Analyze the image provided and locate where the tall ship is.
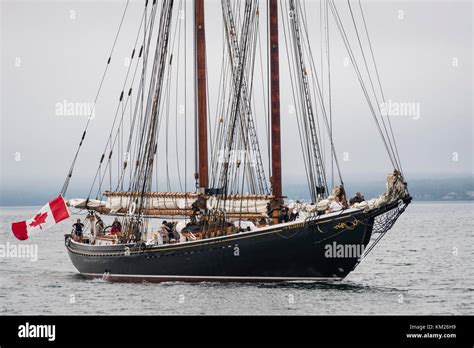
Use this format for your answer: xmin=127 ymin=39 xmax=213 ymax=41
xmin=38 ymin=0 xmax=412 ymax=281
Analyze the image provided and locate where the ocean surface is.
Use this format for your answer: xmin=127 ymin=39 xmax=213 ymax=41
xmin=0 ymin=202 xmax=473 ymax=315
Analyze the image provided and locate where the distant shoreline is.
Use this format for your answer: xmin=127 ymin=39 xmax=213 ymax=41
xmin=2 ymin=176 xmax=472 ymax=206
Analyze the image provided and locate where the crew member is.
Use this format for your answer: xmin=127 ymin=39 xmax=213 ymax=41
xmin=95 ymin=216 xmax=105 ymax=236
xmin=289 ymin=208 xmax=299 ymax=221
xmin=327 ymin=196 xmax=343 ymax=213
xmin=111 ymin=218 xmax=122 ymax=235
xmin=349 ymin=192 xmax=365 ymax=206
xmin=278 ymin=207 xmax=289 ymax=223
xmin=72 ymin=219 xmax=85 ymax=242
xmin=160 ymin=221 xmax=170 ymax=244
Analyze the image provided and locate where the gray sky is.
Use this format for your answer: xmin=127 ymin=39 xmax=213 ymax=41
xmin=1 ymin=0 xmax=472 ymax=202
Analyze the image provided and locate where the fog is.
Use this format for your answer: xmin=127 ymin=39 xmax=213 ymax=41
xmin=1 ymin=0 xmax=472 ymax=204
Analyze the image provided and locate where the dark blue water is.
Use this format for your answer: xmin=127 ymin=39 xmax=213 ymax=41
xmin=1 ymin=202 xmax=473 ymax=315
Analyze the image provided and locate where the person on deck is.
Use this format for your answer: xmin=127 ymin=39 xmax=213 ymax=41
xmin=166 ymin=222 xmax=177 ymax=242
xmin=95 ymin=216 xmax=105 ymax=236
xmin=349 ymin=192 xmax=365 ymax=206
xmin=278 ymin=207 xmax=289 ymax=223
xmin=111 ymin=218 xmax=122 ymax=235
xmin=289 ymin=208 xmax=299 ymax=221
xmin=72 ymin=219 xmax=84 ymax=241
xmin=327 ymin=196 xmax=343 ymax=213
xmin=160 ymin=221 xmax=170 ymax=244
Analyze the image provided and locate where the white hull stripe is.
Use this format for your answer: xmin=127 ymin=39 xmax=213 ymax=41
xmin=81 ymin=272 xmax=342 ymax=281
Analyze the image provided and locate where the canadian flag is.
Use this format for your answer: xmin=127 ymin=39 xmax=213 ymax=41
xmin=11 ymin=195 xmax=70 ymax=240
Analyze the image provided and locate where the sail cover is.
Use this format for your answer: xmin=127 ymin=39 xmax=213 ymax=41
xmin=104 ymin=191 xmax=199 ymax=213
xmin=67 ymin=192 xmax=273 ymax=217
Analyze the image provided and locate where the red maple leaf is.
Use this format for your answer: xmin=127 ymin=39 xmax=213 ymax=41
xmin=29 ymin=212 xmax=48 ymax=229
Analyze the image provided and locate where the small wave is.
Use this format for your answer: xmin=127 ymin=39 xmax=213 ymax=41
xmin=43 ymin=284 xmax=62 ymax=288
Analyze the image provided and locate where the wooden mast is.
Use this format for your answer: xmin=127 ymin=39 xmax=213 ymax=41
xmin=195 ymin=0 xmax=209 ymax=189
xmin=269 ymin=0 xmax=282 ymax=200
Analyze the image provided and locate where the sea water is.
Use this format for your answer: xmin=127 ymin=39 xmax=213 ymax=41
xmin=0 ymin=202 xmax=473 ymax=315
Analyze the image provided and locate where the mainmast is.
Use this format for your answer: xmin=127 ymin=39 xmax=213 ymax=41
xmin=269 ymin=0 xmax=282 ymax=201
xmin=195 ymin=0 xmax=209 ymax=190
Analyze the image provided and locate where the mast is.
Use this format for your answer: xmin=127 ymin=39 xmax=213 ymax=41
xmin=269 ymin=0 xmax=282 ymax=200
xmin=195 ymin=0 xmax=209 ymax=189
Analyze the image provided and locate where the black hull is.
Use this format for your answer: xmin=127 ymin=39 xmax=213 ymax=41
xmin=63 ymin=202 xmax=410 ymax=282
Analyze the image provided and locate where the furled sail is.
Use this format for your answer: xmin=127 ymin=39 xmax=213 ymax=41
xmin=68 ymin=191 xmax=274 ymax=218
xmin=104 ymin=191 xmax=199 ymax=213
xmin=207 ymin=194 xmax=273 ymax=215
xmin=67 ymin=198 xmax=107 ymax=210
